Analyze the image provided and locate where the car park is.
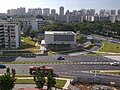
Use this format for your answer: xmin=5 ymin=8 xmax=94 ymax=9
xmin=0 ymin=64 xmax=6 ymax=68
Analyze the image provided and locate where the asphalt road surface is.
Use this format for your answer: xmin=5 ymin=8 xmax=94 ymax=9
xmin=0 ymin=55 xmax=118 ymax=62
xmin=0 ymin=63 xmax=120 ymax=75
xmin=0 ymin=55 xmax=120 ymax=88
xmin=0 ymin=55 xmax=120 ymax=75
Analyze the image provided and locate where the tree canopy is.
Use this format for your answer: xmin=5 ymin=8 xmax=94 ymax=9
xmin=41 ymin=21 xmax=120 ymax=38
xmin=0 ymin=74 xmax=16 ymax=90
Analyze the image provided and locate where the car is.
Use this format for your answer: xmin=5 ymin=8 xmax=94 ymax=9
xmin=53 ymin=73 xmax=59 ymax=77
xmin=110 ymin=62 xmax=119 ymax=66
xmin=57 ymin=56 xmax=65 ymax=60
xmin=0 ymin=64 xmax=6 ymax=68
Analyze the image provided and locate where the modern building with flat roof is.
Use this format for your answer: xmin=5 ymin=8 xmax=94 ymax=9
xmin=40 ymin=31 xmax=76 ymax=52
xmin=45 ymin=31 xmax=76 ymax=45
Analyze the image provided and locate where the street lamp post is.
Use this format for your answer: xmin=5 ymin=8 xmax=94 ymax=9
xmin=94 ymin=59 xmax=97 ymax=83
xmin=95 ymin=59 xmax=97 ymax=77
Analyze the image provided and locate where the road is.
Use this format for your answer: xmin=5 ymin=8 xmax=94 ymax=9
xmin=0 ymin=55 xmax=120 ymax=88
xmin=0 ymin=56 xmax=120 ymax=81
xmin=0 ymin=55 xmax=120 ymax=75
xmin=0 ymin=55 xmax=118 ymax=62
xmin=0 ymin=62 xmax=120 ymax=75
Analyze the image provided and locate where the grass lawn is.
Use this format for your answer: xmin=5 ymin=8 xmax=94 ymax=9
xmin=92 ymin=70 xmax=120 ymax=75
xmin=22 ymin=37 xmax=35 ymax=46
xmin=99 ymin=70 xmax=120 ymax=75
xmin=16 ymin=79 xmax=35 ymax=84
xmin=86 ymin=53 xmax=120 ymax=56
xmin=55 ymin=79 xmax=67 ymax=88
xmin=99 ymin=42 xmax=120 ymax=53
xmin=19 ymin=37 xmax=40 ymax=53
xmin=0 ymin=61 xmax=75 ymax=65
xmin=16 ymin=79 xmax=66 ymax=88
xmin=15 ymin=74 xmax=73 ymax=79
xmin=56 ymin=48 xmax=83 ymax=54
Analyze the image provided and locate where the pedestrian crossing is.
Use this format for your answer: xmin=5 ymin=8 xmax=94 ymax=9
xmin=56 ymin=70 xmax=82 ymax=74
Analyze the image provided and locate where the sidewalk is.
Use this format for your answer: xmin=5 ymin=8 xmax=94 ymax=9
xmin=16 ymin=77 xmax=72 ymax=90
xmin=96 ymin=51 xmax=120 ymax=55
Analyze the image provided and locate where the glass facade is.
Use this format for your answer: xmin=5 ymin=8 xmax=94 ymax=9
xmin=54 ymin=35 xmax=74 ymax=41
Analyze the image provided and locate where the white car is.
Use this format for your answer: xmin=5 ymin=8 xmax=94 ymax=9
xmin=110 ymin=62 xmax=119 ymax=66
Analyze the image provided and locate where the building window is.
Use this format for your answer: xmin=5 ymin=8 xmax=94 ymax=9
xmin=11 ymin=29 xmax=15 ymax=31
xmin=54 ymin=35 xmax=74 ymax=41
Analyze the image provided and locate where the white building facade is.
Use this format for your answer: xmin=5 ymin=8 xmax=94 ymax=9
xmin=31 ymin=19 xmax=49 ymax=30
xmin=43 ymin=8 xmax=50 ymax=16
xmin=0 ymin=22 xmax=21 ymax=49
xmin=0 ymin=23 xmax=5 ymax=47
xmin=45 ymin=31 xmax=76 ymax=45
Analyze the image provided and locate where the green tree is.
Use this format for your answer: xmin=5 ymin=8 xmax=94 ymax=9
xmin=6 ymin=67 xmax=10 ymax=74
xmin=47 ymin=71 xmax=56 ymax=90
xmin=24 ymin=27 xmax=31 ymax=36
xmin=34 ymin=70 xmax=46 ymax=89
xmin=36 ymin=15 xmax=45 ymax=20
xmin=38 ymin=36 xmax=44 ymax=42
xmin=0 ymin=74 xmax=16 ymax=90
xmin=29 ymin=30 xmax=37 ymax=40
xmin=11 ymin=68 xmax=16 ymax=78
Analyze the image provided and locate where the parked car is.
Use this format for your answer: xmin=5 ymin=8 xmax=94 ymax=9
xmin=57 ymin=56 xmax=65 ymax=60
xmin=0 ymin=64 xmax=6 ymax=68
xmin=110 ymin=62 xmax=119 ymax=66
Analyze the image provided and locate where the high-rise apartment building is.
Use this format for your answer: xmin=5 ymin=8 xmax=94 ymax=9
xmin=110 ymin=10 xmax=116 ymax=15
xmin=28 ymin=8 xmax=42 ymax=16
xmin=86 ymin=10 xmax=90 ymax=16
xmin=81 ymin=9 xmax=87 ymax=16
xmin=7 ymin=7 xmax=26 ymax=16
xmin=43 ymin=8 xmax=50 ymax=16
xmin=105 ymin=10 xmax=110 ymax=15
xmin=0 ymin=20 xmax=5 ymax=47
xmin=89 ymin=9 xmax=95 ymax=16
xmin=59 ymin=6 xmax=64 ymax=16
xmin=51 ymin=9 xmax=56 ymax=17
xmin=72 ymin=10 xmax=77 ymax=16
xmin=10 ymin=9 xmax=16 ymax=16
xmin=36 ymin=8 xmax=42 ymax=15
xmin=0 ymin=22 xmax=21 ymax=49
xmin=117 ymin=10 xmax=120 ymax=15
xmin=5 ymin=23 xmax=21 ymax=49
xmin=16 ymin=7 xmax=26 ymax=16
xmin=100 ymin=9 xmax=106 ymax=15
xmin=7 ymin=9 xmax=11 ymax=16
xmin=86 ymin=9 xmax=95 ymax=16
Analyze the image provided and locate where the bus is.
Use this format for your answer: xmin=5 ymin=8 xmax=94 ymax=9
xmin=29 ymin=66 xmax=53 ymax=75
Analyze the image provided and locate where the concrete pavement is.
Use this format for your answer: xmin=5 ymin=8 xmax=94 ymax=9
xmin=16 ymin=77 xmax=72 ymax=90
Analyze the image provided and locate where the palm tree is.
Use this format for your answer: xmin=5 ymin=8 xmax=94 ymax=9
xmin=0 ymin=74 xmax=16 ymax=90
xmin=11 ymin=68 xmax=16 ymax=77
xmin=47 ymin=71 xmax=56 ymax=90
xmin=34 ymin=70 xmax=46 ymax=89
xmin=6 ymin=67 xmax=10 ymax=74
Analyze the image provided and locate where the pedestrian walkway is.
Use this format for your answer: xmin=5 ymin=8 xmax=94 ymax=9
xmin=16 ymin=77 xmax=72 ymax=90
xmin=104 ymin=56 xmax=120 ymax=61
xmin=96 ymin=51 xmax=120 ymax=55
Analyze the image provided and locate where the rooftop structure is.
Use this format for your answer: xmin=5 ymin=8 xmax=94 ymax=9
xmin=45 ymin=31 xmax=76 ymax=45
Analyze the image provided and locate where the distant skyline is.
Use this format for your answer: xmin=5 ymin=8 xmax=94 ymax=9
xmin=0 ymin=0 xmax=120 ymax=13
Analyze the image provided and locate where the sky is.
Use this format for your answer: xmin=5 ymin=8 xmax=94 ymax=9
xmin=0 ymin=0 xmax=120 ymax=13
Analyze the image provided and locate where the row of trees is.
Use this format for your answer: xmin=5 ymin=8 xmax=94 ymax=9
xmin=23 ymin=27 xmax=38 ymax=39
xmin=34 ymin=69 xmax=56 ymax=90
xmin=23 ymin=27 xmax=44 ymax=42
xmin=41 ymin=21 xmax=120 ymax=38
xmin=0 ymin=67 xmax=56 ymax=90
xmin=23 ymin=21 xmax=120 ymax=44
